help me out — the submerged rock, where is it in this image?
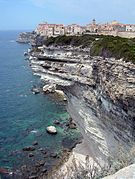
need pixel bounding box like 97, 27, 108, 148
35, 160, 45, 167
66, 119, 77, 129
41, 168, 47, 173
33, 141, 38, 146
29, 175, 37, 179
62, 138, 80, 150
23, 146, 35, 151
50, 152, 57, 158
53, 120, 60, 125
68, 123, 77, 129
41, 150, 48, 155
46, 126, 57, 134
28, 153, 34, 157
0, 168, 10, 175
31, 87, 40, 94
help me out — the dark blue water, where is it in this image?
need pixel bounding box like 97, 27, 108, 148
0, 31, 80, 176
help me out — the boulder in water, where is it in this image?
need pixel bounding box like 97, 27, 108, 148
54, 90, 67, 101
29, 153, 34, 157
33, 141, 38, 146
50, 152, 57, 158
22, 146, 35, 151
31, 87, 40, 94
53, 120, 60, 125
67, 118, 77, 129
43, 84, 56, 93
46, 126, 57, 134
35, 160, 45, 167
41, 168, 47, 173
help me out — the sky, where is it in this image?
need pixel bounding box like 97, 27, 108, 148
0, 0, 135, 30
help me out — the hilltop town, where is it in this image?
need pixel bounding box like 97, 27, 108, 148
35, 19, 135, 38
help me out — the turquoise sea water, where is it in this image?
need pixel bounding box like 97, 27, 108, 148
0, 31, 80, 177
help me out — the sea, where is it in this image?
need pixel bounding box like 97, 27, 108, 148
0, 31, 80, 178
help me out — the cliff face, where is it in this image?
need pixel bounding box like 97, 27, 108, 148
65, 59, 135, 163
30, 49, 135, 163
16, 32, 36, 43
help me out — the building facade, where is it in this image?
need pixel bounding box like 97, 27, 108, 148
35, 20, 135, 38
126, 25, 135, 32
35, 22, 65, 37
65, 24, 83, 35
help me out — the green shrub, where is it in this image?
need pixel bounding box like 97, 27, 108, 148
44, 35, 135, 63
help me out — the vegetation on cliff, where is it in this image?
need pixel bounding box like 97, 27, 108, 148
45, 34, 96, 47
44, 35, 135, 63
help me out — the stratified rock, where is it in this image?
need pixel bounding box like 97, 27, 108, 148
46, 126, 57, 134
29, 45, 135, 166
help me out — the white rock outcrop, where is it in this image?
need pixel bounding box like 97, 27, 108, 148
46, 126, 57, 134
43, 84, 56, 93
103, 164, 135, 179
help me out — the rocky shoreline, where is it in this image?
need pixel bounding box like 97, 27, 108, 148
25, 43, 135, 178
16, 32, 46, 46
0, 115, 81, 179
0, 39, 83, 178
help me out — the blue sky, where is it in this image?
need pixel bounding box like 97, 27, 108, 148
0, 0, 135, 30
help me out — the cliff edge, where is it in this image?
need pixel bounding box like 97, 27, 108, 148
29, 43, 135, 177
30, 47, 135, 160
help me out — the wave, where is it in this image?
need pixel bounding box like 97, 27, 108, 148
30, 130, 38, 133
19, 94, 28, 98
9, 40, 15, 43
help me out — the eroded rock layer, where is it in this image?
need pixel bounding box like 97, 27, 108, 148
30, 49, 135, 163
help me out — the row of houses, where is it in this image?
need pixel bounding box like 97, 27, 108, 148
35, 20, 135, 37
35, 22, 84, 37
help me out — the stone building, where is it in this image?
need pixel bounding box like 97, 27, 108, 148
86, 19, 98, 33
65, 24, 83, 35
126, 24, 135, 32
35, 20, 135, 38
35, 22, 65, 37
